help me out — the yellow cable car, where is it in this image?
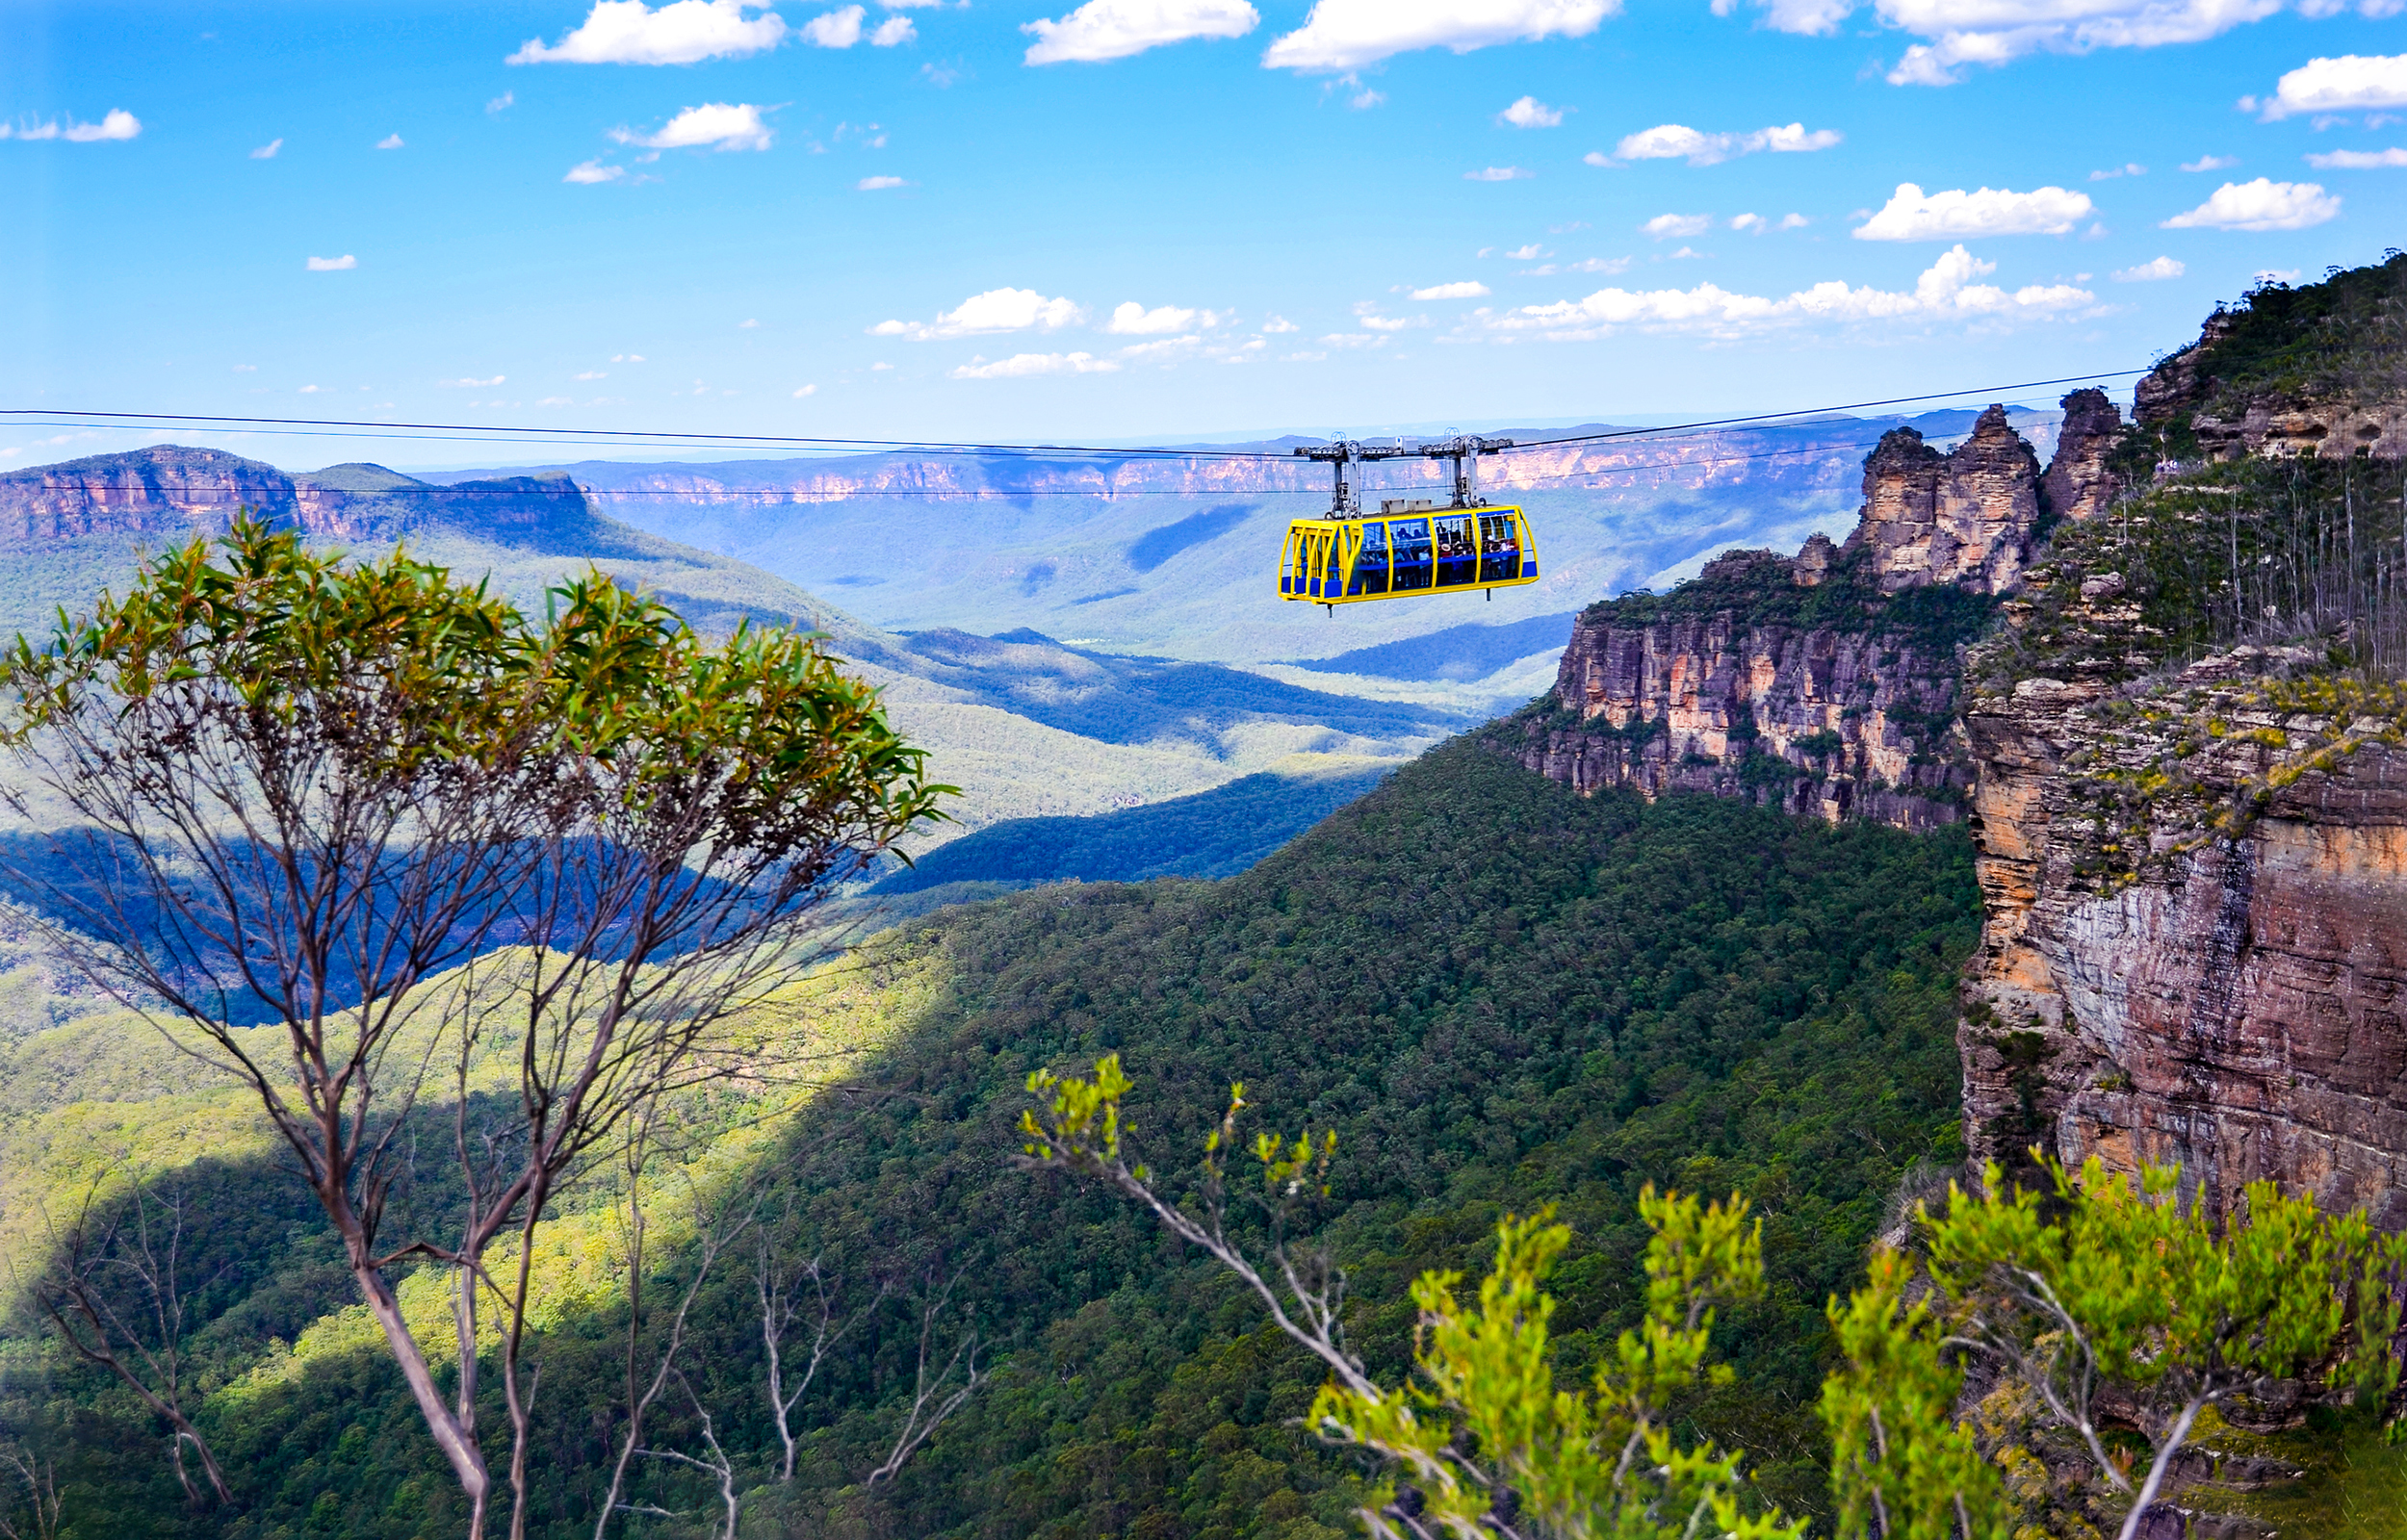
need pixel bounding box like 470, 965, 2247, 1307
1278, 500, 1540, 605
1278, 436, 1539, 606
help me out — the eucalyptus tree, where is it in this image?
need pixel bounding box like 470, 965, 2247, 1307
0, 519, 945, 1538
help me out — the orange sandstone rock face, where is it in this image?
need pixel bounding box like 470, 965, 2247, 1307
1500, 567, 1974, 830
0, 446, 298, 544
1846, 405, 2042, 596
1959, 668, 2407, 1226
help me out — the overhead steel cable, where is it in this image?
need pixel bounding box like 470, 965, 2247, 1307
2, 366, 2145, 468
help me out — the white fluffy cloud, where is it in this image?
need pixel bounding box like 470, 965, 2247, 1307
2161, 177, 2341, 230
610, 102, 774, 151
2113, 255, 2186, 280
858, 173, 909, 189
2182, 154, 2239, 171
1853, 182, 2092, 240
1499, 95, 1565, 126
1642, 212, 1710, 239
2306, 146, 2407, 167
1, 109, 142, 142
874, 288, 1086, 340
1465, 165, 1534, 180
1730, 212, 1766, 232
1611, 121, 1841, 165
1106, 301, 1226, 332
1022, 0, 1259, 63
950, 351, 1121, 378
440, 374, 505, 386
375, 133, 404, 149
1262, 0, 1613, 71
1411, 280, 1491, 298
510, 0, 786, 64
2253, 53, 2407, 118
1725, 0, 2394, 87
871, 15, 916, 43
306, 254, 358, 271
565, 159, 628, 183
250, 138, 282, 159
1484, 244, 2089, 339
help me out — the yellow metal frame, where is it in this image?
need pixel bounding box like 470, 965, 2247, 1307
1278, 505, 1540, 605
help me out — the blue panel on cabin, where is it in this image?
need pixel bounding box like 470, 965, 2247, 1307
1520, 561, 1538, 578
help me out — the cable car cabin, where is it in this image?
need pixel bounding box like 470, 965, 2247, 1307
1279, 500, 1539, 605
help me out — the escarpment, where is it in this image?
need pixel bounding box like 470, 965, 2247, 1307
1487, 401, 2062, 831
0, 446, 608, 549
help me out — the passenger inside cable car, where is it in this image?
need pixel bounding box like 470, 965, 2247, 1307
1347, 520, 1388, 596
1390, 518, 1433, 591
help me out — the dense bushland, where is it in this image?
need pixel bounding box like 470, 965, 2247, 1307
2, 737, 1978, 1539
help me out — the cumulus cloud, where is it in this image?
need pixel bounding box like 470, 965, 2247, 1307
1853, 182, 2092, 240
871, 15, 917, 43
376, 133, 404, 149
1, 110, 142, 142
1483, 244, 2090, 339
509, 0, 787, 64
2161, 177, 2341, 229
794, 384, 817, 397
1725, 0, 2395, 86
441, 375, 505, 387
1779, 212, 1810, 228
1643, 212, 1710, 239
2182, 154, 2239, 171
250, 139, 282, 159
1730, 212, 1766, 232
874, 287, 1085, 340
1611, 121, 1840, 165
1500, 243, 1549, 258
575, 371, 608, 379
488, 91, 516, 113
1260, 315, 1299, 332
2254, 53, 2407, 118
610, 102, 774, 150
950, 351, 1121, 378
859, 174, 910, 189
306, 254, 358, 270
566, 159, 627, 183
2306, 145, 2407, 167
1411, 280, 1491, 298
1107, 301, 1226, 332
2113, 255, 2185, 280
1022, 0, 1258, 63
1466, 165, 1534, 180
1499, 95, 1566, 127
2088, 162, 2144, 180
1262, 0, 1613, 71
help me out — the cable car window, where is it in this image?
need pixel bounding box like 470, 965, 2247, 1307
1479, 513, 1522, 584
1435, 515, 1476, 587
1347, 521, 1389, 596
1389, 518, 1432, 591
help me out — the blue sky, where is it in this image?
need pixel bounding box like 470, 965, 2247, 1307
4, 0, 2405, 467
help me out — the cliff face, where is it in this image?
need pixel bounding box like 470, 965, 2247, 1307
0, 447, 604, 551
1846, 404, 2044, 596
1491, 400, 2065, 831
0, 446, 299, 543
1960, 649, 2407, 1226
1501, 549, 1976, 830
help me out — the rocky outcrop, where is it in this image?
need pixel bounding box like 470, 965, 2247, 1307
0, 447, 604, 551
1845, 405, 2042, 596
1959, 652, 2407, 1227
1493, 403, 2063, 830
1501, 552, 1974, 829
2039, 389, 2124, 524
0, 446, 298, 543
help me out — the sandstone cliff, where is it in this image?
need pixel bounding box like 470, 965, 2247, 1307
1488, 400, 2072, 830
0, 447, 608, 550
2133, 251, 2407, 463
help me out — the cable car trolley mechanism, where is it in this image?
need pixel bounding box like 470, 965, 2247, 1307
1277, 435, 1539, 609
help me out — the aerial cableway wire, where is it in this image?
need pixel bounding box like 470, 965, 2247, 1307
2, 366, 2147, 469
0, 427, 1907, 494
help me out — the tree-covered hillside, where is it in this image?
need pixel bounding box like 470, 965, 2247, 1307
0, 737, 1978, 1539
